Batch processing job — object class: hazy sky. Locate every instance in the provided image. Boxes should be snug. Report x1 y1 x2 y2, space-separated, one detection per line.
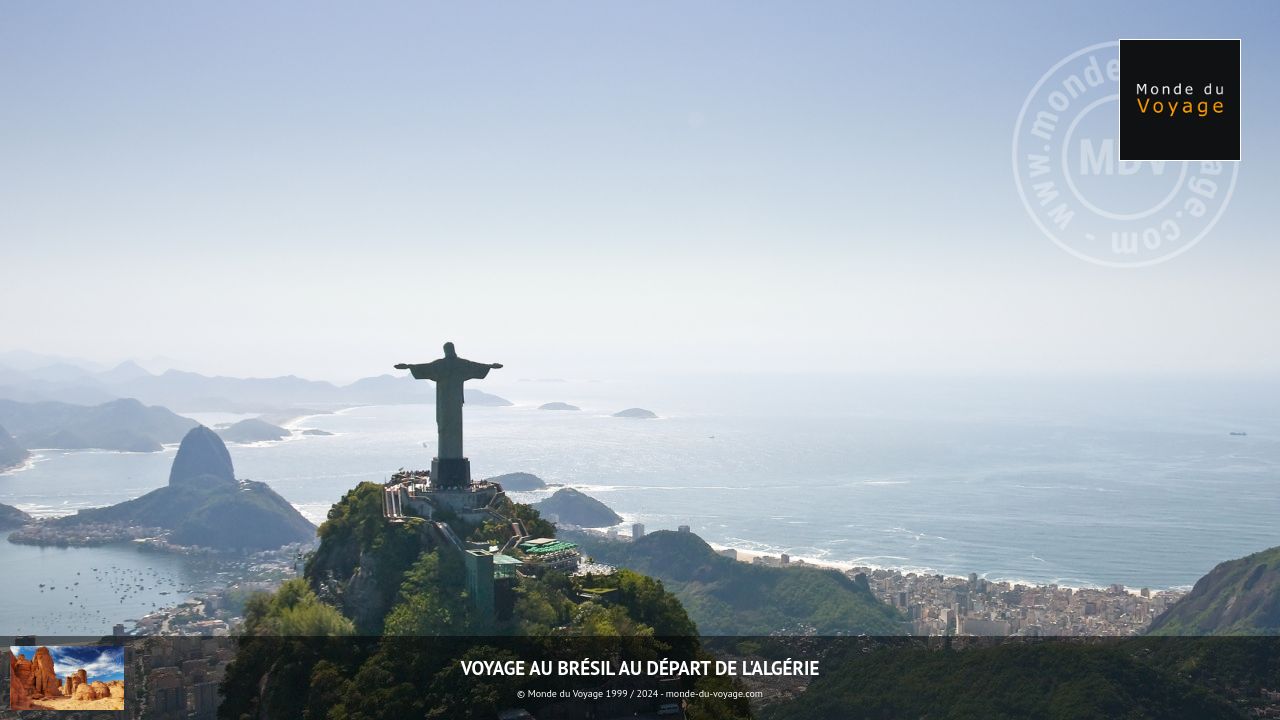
2 2 1277 382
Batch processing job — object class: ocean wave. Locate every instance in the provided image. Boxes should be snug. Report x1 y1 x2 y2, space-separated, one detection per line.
880 527 949 542
25 445 180 458
13 501 97 518
280 413 333 430
1013 483 1119 493
559 483 747 494
292 502 336 525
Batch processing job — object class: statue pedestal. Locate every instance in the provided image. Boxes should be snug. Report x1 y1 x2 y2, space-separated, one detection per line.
431 457 471 489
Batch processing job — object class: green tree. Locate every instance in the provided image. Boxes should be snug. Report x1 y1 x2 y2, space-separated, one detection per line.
384 549 479 636
243 579 355 637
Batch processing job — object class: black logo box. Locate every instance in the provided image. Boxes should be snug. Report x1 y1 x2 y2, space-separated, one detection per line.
1119 39 1241 161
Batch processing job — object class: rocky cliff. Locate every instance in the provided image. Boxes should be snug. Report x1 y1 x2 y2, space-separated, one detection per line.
9 646 63 704
9 648 124 710
21 426 314 552
168 425 236 488
304 482 430 633
31 646 61 698
64 668 87 697
10 651 34 708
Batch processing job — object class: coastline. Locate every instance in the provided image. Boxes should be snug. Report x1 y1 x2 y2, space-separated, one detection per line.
0 452 39 476
269 403 377 430
596 516 1194 596
572 524 1186 635
515 479 1197 594
703 539 1189 597
0 402 1211 638
5 445 1197 595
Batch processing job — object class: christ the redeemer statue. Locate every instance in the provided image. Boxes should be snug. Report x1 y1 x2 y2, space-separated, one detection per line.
395 342 502 488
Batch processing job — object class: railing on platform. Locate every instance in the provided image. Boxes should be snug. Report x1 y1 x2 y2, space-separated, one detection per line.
383 485 406 522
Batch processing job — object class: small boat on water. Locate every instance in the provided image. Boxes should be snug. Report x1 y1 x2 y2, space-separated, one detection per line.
1229 431 1247 436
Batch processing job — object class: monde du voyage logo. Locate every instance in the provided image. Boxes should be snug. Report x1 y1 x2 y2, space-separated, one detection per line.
1013 40 1240 267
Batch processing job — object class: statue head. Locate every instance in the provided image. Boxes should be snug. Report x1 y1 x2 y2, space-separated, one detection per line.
443 342 457 358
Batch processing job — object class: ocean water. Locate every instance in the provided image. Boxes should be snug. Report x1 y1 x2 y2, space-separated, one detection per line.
0 530 232 636
2 373 1278 633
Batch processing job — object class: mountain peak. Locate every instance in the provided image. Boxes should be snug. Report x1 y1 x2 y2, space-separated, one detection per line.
98 360 153 383
169 426 236 488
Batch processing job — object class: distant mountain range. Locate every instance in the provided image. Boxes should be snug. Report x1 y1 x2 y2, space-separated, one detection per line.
0 398 196 452
0 353 513 452
0 354 511 413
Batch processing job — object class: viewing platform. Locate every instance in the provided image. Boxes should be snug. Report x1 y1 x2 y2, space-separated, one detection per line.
382 469 507 525
517 537 582 574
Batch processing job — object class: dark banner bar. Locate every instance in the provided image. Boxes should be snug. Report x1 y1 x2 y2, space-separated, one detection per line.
6 636 1280 719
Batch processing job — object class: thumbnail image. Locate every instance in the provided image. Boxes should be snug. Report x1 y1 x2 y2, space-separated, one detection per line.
8 645 125 712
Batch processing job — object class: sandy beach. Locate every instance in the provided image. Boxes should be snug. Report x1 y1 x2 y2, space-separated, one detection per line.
30 695 125 711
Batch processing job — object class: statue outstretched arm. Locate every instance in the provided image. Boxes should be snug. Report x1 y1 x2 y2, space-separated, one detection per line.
395 362 438 380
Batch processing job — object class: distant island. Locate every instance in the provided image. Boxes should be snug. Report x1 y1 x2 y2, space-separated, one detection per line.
613 407 658 419
0 354 513 414
216 418 291 443
488 471 547 490
8 426 315 552
0 398 195 452
0 502 31 529
535 487 622 527
0 422 29 470
0 357 524 461
538 401 581 411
